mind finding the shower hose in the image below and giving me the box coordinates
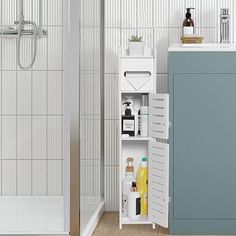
[17,20,37,70]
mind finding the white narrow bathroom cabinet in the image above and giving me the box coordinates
[118,49,169,229]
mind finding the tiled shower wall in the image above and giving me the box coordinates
[0,0,64,195]
[104,0,236,211]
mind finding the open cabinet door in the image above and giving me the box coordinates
[149,93,169,139]
[148,141,169,228]
[148,93,169,228]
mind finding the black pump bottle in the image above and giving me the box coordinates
[122,102,135,136]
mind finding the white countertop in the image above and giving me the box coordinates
[169,43,236,52]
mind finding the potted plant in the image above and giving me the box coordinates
[128,35,144,56]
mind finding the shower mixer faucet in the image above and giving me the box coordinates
[0,0,47,70]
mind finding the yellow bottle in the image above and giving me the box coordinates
[136,157,148,215]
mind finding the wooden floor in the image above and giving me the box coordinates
[92,212,167,236]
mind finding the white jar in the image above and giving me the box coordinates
[122,173,136,216]
[128,191,141,219]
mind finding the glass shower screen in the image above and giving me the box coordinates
[79,0,104,234]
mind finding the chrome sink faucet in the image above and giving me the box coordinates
[220,8,230,44]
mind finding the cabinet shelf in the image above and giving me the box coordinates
[121,136,152,141]
[121,215,153,225]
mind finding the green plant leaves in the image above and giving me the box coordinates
[128,35,143,42]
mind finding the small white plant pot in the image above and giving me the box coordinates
[128,42,144,56]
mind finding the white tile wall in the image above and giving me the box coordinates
[201,0,216,27]
[32,116,47,159]
[0,0,64,196]
[105,0,120,27]
[80,116,101,161]
[48,0,63,26]
[105,28,120,73]
[17,72,31,114]
[2,71,16,114]
[17,116,31,159]
[104,0,236,211]
[2,116,16,159]
[104,166,119,211]
[32,160,47,195]
[48,116,63,159]
[2,40,17,70]
[80,72,101,115]
[21,0,32,21]
[33,0,48,26]
[153,0,169,27]
[2,0,16,26]
[48,71,63,114]
[48,27,63,70]
[121,0,137,28]
[17,160,31,195]
[32,71,47,114]
[2,160,17,195]
[33,37,47,70]
[48,160,63,195]
[80,28,94,71]
[154,29,168,73]
[104,120,119,166]
[104,74,119,120]
[137,28,154,48]
[137,0,153,28]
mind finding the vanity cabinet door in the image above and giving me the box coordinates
[173,73,236,219]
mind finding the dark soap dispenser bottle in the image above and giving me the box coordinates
[183,8,195,36]
[122,102,135,136]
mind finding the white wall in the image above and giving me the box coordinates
[0,0,64,196]
[104,0,236,211]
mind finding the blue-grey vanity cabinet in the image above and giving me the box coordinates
[169,50,236,234]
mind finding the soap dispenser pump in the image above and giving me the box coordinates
[183,8,195,36]
[122,102,135,136]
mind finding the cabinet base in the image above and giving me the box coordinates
[120,216,155,230]
[121,215,152,225]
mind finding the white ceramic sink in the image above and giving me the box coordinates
[169,43,236,52]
